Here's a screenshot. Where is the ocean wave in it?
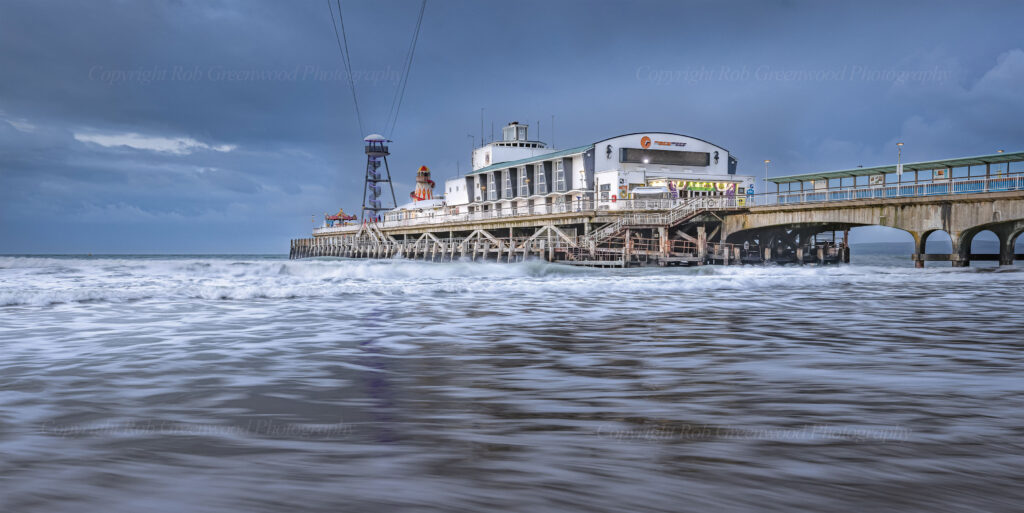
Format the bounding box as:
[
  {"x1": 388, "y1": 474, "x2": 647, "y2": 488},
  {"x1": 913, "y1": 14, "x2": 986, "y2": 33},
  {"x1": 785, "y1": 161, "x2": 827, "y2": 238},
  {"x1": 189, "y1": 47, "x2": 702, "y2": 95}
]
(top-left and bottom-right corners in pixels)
[{"x1": 1, "y1": 256, "x2": 1021, "y2": 306}]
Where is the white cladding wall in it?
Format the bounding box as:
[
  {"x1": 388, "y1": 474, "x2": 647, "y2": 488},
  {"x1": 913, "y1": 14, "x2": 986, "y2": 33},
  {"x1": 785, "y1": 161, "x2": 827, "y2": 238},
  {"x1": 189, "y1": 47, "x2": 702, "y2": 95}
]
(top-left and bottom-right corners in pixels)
[
  {"x1": 570, "y1": 155, "x2": 585, "y2": 190},
  {"x1": 471, "y1": 144, "x2": 555, "y2": 171},
  {"x1": 444, "y1": 177, "x2": 469, "y2": 206},
  {"x1": 595, "y1": 170, "x2": 646, "y2": 202},
  {"x1": 593, "y1": 133, "x2": 731, "y2": 177}
]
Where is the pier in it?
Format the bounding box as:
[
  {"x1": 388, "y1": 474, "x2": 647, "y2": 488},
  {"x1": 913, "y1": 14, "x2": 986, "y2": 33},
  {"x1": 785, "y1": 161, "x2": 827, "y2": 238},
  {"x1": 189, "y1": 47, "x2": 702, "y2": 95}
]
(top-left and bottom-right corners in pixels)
[
  {"x1": 292, "y1": 151, "x2": 1024, "y2": 267},
  {"x1": 290, "y1": 196, "x2": 844, "y2": 267}
]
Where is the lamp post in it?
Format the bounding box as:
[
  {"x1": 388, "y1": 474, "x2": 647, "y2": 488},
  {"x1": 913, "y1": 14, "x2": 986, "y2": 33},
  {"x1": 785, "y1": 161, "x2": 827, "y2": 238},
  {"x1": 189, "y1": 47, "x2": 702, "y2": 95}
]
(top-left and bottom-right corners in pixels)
[
  {"x1": 763, "y1": 160, "x2": 770, "y2": 205},
  {"x1": 896, "y1": 142, "x2": 904, "y2": 181}
]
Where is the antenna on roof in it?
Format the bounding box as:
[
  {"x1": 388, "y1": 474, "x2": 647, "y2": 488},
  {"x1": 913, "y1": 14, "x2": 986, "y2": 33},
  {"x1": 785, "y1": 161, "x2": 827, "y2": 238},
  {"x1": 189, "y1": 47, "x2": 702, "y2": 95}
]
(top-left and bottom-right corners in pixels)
[
  {"x1": 480, "y1": 108, "x2": 484, "y2": 146},
  {"x1": 551, "y1": 114, "x2": 555, "y2": 149}
]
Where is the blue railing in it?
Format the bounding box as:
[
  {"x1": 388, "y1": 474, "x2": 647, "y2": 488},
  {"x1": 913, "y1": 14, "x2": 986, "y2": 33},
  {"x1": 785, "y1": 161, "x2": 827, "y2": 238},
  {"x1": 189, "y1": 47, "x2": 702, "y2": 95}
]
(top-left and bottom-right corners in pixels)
[{"x1": 765, "y1": 174, "x2": 1024, "y2": 207}]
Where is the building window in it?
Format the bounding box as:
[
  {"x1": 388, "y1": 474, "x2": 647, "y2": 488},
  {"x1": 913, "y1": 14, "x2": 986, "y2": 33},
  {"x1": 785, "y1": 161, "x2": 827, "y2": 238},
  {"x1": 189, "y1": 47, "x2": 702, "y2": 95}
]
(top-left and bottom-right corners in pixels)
[
  {"x1": 554, "y1": 160, "x2": 566, "y2": 192},
  {"x1": 536, "y1": 163, "x2": 547, "y2": 194},
  {"x1": 519, "y1": 167, "x2": 529, "y2": 196},
  {"x1": 504, "y1": 170, "x2": 513, "y2": 198},
  {"x1": 488, "y1": 173, "x2": 497, "y2": 201}
]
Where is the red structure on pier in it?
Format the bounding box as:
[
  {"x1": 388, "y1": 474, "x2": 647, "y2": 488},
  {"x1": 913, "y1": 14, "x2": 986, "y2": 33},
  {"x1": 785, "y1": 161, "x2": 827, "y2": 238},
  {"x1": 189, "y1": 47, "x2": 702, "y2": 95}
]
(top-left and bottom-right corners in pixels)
[{"x1": 410, "y1": 165, "x2": 435, "y2": 201}]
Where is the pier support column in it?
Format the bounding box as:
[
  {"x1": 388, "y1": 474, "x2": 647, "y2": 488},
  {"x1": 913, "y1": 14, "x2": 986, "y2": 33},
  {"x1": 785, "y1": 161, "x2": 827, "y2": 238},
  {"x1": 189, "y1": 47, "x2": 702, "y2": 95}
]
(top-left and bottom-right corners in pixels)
[
  {"x1": 1000, "y1": 243, "x2": 1016, "y2": 266},
  {"x1": 995, "y1": 227, "x2": 1016, "y2": 266},
  {"x1": 623, "y1": 229, "x2": 632, "y2": 266},
  {"x1": 547, "y1": 230, "x2": 554, "y2": 262},
  {"x1": 696, "y1": 226, "x2": 707, "y2": 264},
  {"x1": 951, "y1": 232, "x2": 969, "y2": 267},
  {"x1": 796, "y1": 247, "x2": 804, "y2": 264}
]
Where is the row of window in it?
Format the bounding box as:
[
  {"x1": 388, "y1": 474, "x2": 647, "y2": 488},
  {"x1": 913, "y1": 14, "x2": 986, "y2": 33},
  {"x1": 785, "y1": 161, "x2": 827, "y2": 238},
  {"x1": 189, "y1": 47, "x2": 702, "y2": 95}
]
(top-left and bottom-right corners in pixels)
[
  {"x1": 479, "y1": 161, "x2": 568, "y2": 201},
  {"x1": 493, "y1": 141, "x2": 544, "y2": 148}
]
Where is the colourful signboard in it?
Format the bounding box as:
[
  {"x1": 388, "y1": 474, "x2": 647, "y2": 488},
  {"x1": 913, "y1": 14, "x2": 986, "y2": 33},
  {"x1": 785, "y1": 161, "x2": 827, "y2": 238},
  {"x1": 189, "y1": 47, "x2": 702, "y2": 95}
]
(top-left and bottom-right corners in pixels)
[{"x1": 648, "y1": 179, "x2": 738, "y2": 194}]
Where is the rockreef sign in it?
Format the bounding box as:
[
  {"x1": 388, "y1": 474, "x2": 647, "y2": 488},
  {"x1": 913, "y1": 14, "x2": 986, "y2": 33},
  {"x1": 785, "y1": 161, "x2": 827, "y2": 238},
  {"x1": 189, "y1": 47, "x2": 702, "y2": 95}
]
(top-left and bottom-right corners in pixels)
[{"x1": 640, "y1": 135, "x2": 687, "y2": 148}]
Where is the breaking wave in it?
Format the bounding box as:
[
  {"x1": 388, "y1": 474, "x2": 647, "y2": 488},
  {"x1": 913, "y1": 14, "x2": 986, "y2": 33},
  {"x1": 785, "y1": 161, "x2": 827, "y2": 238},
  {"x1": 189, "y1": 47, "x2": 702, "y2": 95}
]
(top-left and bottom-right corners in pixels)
[{"x1": 1, "y1": 255, "x2": 1021, "y2": 306}]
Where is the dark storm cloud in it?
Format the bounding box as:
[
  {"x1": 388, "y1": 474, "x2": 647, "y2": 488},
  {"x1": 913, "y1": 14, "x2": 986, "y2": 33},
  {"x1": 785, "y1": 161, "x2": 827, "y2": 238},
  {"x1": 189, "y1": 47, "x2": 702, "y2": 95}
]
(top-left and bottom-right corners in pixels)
[{"x1": 1, "y1": 0, "x2": 1023, "y2": 252}]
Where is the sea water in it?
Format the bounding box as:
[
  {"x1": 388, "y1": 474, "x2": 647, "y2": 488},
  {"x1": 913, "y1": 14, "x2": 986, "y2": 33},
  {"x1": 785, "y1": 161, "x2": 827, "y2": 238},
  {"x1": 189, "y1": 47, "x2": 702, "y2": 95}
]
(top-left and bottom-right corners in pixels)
[{"x1": 1, "y1": 253, "x2": 1023, "y2": 512}]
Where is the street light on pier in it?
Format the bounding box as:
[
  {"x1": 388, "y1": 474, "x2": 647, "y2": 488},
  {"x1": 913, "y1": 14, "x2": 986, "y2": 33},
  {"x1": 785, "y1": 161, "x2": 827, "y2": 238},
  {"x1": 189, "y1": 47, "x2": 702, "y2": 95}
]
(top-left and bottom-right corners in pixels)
[
  {"x1": 896, "y1": 142, "x2": 904, "y2": 180},
  {"x1": 763, "y1": 159, "x2": 770, "y2": 201}
]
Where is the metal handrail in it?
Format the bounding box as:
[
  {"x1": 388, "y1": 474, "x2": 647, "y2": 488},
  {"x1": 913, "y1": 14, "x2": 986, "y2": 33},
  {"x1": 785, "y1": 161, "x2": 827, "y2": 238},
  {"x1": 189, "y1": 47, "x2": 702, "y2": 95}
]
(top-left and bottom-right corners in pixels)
[
  {"x1": 581, "y1": 196, "x2": 741, "y2": 244},
  {"x1": 750, "y1": 174, "x2": 1024, "y2": 207}
]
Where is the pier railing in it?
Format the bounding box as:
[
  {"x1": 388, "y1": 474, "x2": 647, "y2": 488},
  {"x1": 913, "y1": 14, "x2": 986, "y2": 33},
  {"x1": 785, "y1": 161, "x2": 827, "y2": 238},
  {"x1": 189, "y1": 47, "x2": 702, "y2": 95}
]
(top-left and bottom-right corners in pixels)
[
  {"x1": 312, "y1": 173, "x2": 1024, "y2": 236},
  {"x1": 312, "y1": 198, "x2": 712, "y2": 235},
  {"x1": 746, "y1": 172, "x2": 1024, "y2": 207}
]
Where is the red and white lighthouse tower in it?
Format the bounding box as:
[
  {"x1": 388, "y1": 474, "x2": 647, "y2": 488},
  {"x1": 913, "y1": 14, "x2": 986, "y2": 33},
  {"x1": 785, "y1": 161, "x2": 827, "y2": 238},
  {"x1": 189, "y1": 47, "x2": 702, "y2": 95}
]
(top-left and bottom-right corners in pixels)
[{"x1": 410, "y1": 165, "x2": 435, "y2": 201}]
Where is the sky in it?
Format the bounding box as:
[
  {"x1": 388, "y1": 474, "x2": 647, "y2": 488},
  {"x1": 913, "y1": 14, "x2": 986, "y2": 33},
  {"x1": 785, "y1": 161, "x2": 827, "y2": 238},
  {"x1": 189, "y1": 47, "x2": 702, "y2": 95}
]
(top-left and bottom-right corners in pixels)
[{"x1": 2, "y1": 0, "x2": 1023, "y2": 253}]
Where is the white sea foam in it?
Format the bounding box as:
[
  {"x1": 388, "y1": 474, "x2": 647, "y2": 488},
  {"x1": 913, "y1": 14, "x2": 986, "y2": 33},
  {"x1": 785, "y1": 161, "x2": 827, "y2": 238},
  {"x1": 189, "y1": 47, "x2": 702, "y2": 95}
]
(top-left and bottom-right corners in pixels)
[{"x1": 0, "y1": 256, "x2": 1020, "y2": 306}]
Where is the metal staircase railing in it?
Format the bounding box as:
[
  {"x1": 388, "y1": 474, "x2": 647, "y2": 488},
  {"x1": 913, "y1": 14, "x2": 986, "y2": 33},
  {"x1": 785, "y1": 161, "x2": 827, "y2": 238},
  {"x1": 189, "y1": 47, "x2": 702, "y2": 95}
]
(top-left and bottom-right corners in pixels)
[{"x1": 582, "y1": 197, "x2": 740, "y2": 245}]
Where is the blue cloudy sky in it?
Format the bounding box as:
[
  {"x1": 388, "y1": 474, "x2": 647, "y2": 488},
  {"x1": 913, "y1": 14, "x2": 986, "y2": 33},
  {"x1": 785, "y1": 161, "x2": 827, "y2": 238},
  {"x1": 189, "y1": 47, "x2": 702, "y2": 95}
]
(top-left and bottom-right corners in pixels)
[{"x1": 2, "y1": 0, "x2": 1023, "y2": 253}]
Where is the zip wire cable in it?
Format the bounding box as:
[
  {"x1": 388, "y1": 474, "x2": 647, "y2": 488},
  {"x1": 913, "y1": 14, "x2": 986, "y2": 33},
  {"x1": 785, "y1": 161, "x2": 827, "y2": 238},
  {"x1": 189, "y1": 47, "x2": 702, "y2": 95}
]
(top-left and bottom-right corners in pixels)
[
  {"x1": 385, "y1": 0, "x2": 427, "y2": 138},
  {"x1": 327, "y1": 0, "x2": 365, "y2": 136}
]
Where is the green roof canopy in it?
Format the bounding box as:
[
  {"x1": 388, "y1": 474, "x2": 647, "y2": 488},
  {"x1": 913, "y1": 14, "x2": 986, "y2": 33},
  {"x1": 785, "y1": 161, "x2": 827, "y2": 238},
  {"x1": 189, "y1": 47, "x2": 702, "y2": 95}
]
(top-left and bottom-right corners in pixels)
[
  {"x1": 468, "y1": 144, "x2": 592, "y2": 175},
  {"x1": 769, "y1": 150, "x2": 1024, "y2": 184}
]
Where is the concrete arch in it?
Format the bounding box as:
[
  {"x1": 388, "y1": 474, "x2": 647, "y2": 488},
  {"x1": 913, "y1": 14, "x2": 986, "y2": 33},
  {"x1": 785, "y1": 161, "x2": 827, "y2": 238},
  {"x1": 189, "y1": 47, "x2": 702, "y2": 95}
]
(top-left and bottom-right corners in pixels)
[
  {"x1": 968, "y1": 229, "x2": 999, "y2": 254},
  {"x1": 921, "y1": 229, "x2": 953, "y2": 254},
  {"x1": 724, "y1": 222, "x2": 865, "y2": 245},
  {"x1": 957, "y1": 219, "x2": 1024, "y2": 266},
  {"x1": 1013, "y1": 228, "x2": 1024, "y2": 253},
  {"x1": 723, "y1": 222, "x2": 862, "y2": 265},
  {"x1": 846, "y1": 225, "x2": 916, "y2": 247}
]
